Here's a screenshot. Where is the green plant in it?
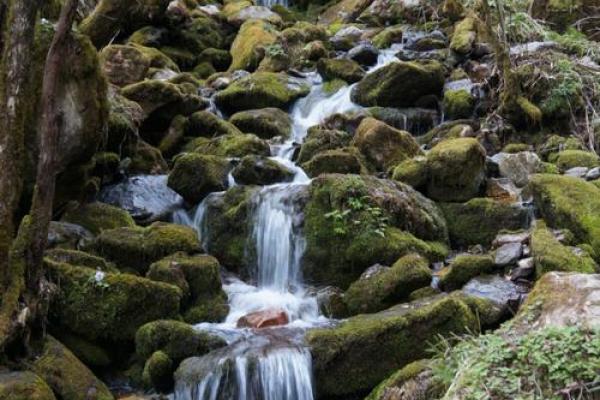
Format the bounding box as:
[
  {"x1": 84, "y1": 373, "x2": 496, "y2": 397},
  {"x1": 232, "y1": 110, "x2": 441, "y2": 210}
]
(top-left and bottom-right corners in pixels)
[
  {"x1": 264, "y1": 43, "x2": 285, "y2": 58},
  {"x1": 541, "y1": 58, "x2": 584, "y2": 117},
  {"x1": 324, "y1": 196, "x2": 388, "y2": 238}
]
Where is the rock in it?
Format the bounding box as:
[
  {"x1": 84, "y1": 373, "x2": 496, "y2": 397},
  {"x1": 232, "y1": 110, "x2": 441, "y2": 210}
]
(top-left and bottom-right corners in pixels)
[
  {"x1": 490, "y1": 151, "x2": 543, "y2": 187},
  {"x1": 54, "y1": 331, "x2": 112, "y2": 368},
  {"x1": 391, "y1": 156, "x2": 429, "y2": 189},
  {"x1": 511, "y1": 257, "x2": 535, "y2": 281},
  {"x1": 440, "y1": 198, "x2": 531, "y2": 247},
  {"x1": 187, "y1": 110, "x2": 243, "y2": 138},
  {"x1": 438, "y1": 254, "x2": 494, "y2": 291},
  {"x1": 318, "y1": 0, "x2": 371, "y2": 25},
  {"x1": 106, "y1": 88, "x2": 143, "y2": 156},
  {"x1": 372, "y1": 25, "x2": 404, "y2": 49},
  {"x1": 364, "y1": 359, "x2": 443, "y2": 400},
  {"x1": 45, "y1": 249, "x2": 117, "y2": 273},
  {"x1": 47, "y1": 221, "x2": 94, "y2": 250},
  {"x1": 492, "y1": 231, "x2": 530, "y2": 247},
  {"x1": 237, "y1": 308, "x2": 290, "y2": 328},
  {"x1": 450, "y1": 17, "x2": 477, "y2": 54},
  {"x1": 231, "y1": 155, "x2": 295, "y2": 185},
  {"x1": 32, "y1": 336, "x2": 113, "y2": 400},
  {"x1": 142, "y1": 351, "x2": 173, "y2": 392},
  {"x1": 528, "y1": 174, "x2": 600, "y2": 258},
  {"x1": 229, "y1": 108, "x2": 292, "y2": 139},
  {"x1": 553, "y1": 149, "x2": 600, "y2": 171},
  {"x1": 357, "y1": 0, "x2": 433, "y2": 25},
  {"x1": 301, "y1": 147, "x2": 367, "y2": 177},
  {"x1": 494, "y1": 242, "x2": 523, "y2": 266},
  {"x1": 229, "y1": 19, "x2": 278, "y2": 71},
  {"x1": 348, "y1": 43, "x2": 379, "y2": 66},
  {"x1": 317, "y1": 58, "x2": 365, "y2": 83},
  {"x1": 190, "y1": 133, "x2": 270, "y2": 158},
  {"x1": 368, "y1": 107, "x2": 439, "y2": 136},
  {"x1": 586, "y1": 167, "x2": 600, "y2": 180},
  {"x1": 129, "y1": 140, "x2": 168, "y2": 174},
  {"x1": 303, "y1": 174, "x2": 448, "y2": 289},
  {"x1": 351, "y1": 60, "x2": 445, "y2": 107},
  {"x1": 0, "y1": 371, "x2": 56, "y2": 400},
  {"x1": 530, "y1": 221, "x2": 596, "y2": 278},
  {"x1": 200, "y1": 48, "x2": 232, "y2": 71},
  {"x1": 100, "y1": 44, "x2": 178, "y2": 86},
  {"x1": 352, "y1": 117, "x2": 422, "y2": 172},
  {"x1": 344, "y1": 254, "x2": 432, "y2": 315},
  {"x1": 486, "y1": 177, "x2": 520, "y2": 203},
  {"x1": 462, "y1": 274, "x2": 523, "y2": 312},
  {"x1": 214, "y1": 72, "x2": 309, "y2": 114},
  {"x1": 443, "y1": 89, "x2": 475, "y2": 119},
  {"x1": 61, "y1": 202, "x2": 135, "y2": 235},
  {"x1": 314, "y1": 286, "x2": 348, "y2": 318},
  {"x1": 307, "y1": 296, "x2": 478, "y2": 398},
  {"x1": 98, "y1": 175, "x2": 183, "y2": 223},
  {"x1": 92, "y1": 222, "x2": 200, "y2": 273},
  {"x1": 227, "y1": 6, "x2": 282, "y2": 27},
  {"x1": 426, "y1": 138, "x2": 486, "y2": 202},
  {"x1": 168, "y1": 154, "x2": 231, "y2": 204},
  {"x1": 297, "y1": 129, "x2": 352, "y2": 164},
  {"x1": 564, "y1": 166, "x2": 589, "y2": 178}
]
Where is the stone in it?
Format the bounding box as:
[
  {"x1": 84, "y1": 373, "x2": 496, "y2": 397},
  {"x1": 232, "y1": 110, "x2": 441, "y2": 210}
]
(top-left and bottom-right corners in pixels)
[
  {"x1": 450, "y1": 17, "x2": 477, "y2": 54},
  {"x1": 553, "y1": 149, "x2": 600, "y2": 171},
  {"x1": 228, "y1": 19, "x2": 278, "y2": 71},
  {"x1": 586, "y1": 167, "x2": 600, "y2": 180},
  {"x1": 318, "y1": 0, "x2": 371, "y2": 25},
  {"x1": 0, "y1": 371, "x2": 56, "y2": 400},
  {"x1": 462, "y1": 275, "x2": 523, "y2": 312},
  {"x1": 317, "y1": 58, "x2": 365, "y2": 83},
  {"x1": 438, "y1": 254, "x2": 495, "y2": 291},
  {"x1": 490, "y1": 151, "x2": 542, "y2": 187},
  {"x1": 348, "y1": 43, "x2": 379, "y2": 66},
  {"x1": 564, "y1": 166, "x2": 589, "y2": 178},
  {"x1": 237, "y1": 309, "x2": 290, "y2": 328},
  {"x1": 494, "y1": 242, "x2": 523, "y2": 266},
  {"x1": 168, "y1": 154, "x2": 231, "y2": 204},
  {"x1": 486, "y1": 177, "x2": 520, "y2": 203},
  {"x1": 231, "y1": 155, "x2": 295, "y2": 185},
  {"x1": 229, "y1": 108, "x2": 292, "y2": 139},
  {"x1": 61, "y1": 202, "x2": 135, "y2": 235},
  {"x1": 227, "y1": 6, "x2": 282, "y2": 27},
  {"x1": 511, "y1": 257, "x2": 535, "y2": 281},
  {"x1": 47, "y1": 221, "x2": 94, "y2": 250},
  {"x1": 443, "y1": 89, "x2": 475, "y2": 119},
  {"x1": 492, "y1": 231, "x2": 530, "y2": 247}
]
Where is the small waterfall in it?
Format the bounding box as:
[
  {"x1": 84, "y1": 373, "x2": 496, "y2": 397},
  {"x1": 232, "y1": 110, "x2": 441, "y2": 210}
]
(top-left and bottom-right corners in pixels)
[{"x1": 255, "y1": 0, "x2": 289, "y2": 7}]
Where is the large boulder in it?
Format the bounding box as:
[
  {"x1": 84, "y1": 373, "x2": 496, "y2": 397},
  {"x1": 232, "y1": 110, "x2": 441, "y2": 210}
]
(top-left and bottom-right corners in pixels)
[
  {"x1": 352, "y1": 117, "x2": 422, "y2": 172},
  {"x1": 351, "y1": 60, "x2": 444, "y2": 107},
  {"x1": 187, "y1": 110, "x2": 243, "y2": 138},
  {"x1": 100, "y1": 44, "x2": 178, "y2": 86},
  {"x1": 61, "y1": 202, "x2": 135, "y2": 235},
  {"x1": 426, "y1": 138, "x2": 486, "y2": 202},
  {"x1": 303, "y1": 174, "x2": 448, "y2": 288},
  {"x1": 318, "y1": 0, "x2": 371, "y2": 24},
  {"x1": 167, "y1": 154, "x2": 231, "y2": 204},
  {"x1": 528, "y1": 174, "x2": 600, "y2": 259},
  {"x1": 297, "y1": 129, "x2": 352, "y2": 164},
  {"x1": 438, "y1": 254, "x2": 495, "y2": 291},
  {"x1": 229, "y1": 108, "x2": 292, "y2": 139},
  {"x1": 231, "y1": 155, "x2": 294, "y2": 186},
  {"x1": 0, "y1": 371, "x2": 56, "y2": 400},
  {"x1": 317, "y1": 58, "x2": 365, "y2": 83},
  {"x1": 228, "y1": 19, "x2": 278, "y2": 71},
  {"x1": 490, "y1": 151, "x2": 543, "y2": 187},
  {"x1": 190, "y1": 133, "x2": 270, "y2": 158},
  {"x1": 307, "y1": 296, "x2": 478, "y2": 398},
  {"x1": 301, "y1": 147, "x2": 367, "y2": 177},
  {"x1": 47, "y1": 260, "x2": 181, "y2": 342},
  {"x1": 214, "y1": 72, "x2": 309, "y2": 114}
]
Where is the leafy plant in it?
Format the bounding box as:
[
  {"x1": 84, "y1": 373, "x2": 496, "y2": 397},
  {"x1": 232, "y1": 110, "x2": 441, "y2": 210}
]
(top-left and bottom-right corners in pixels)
[{"x1": 325, "y1": 196, "x2": 388, "y2": 238}]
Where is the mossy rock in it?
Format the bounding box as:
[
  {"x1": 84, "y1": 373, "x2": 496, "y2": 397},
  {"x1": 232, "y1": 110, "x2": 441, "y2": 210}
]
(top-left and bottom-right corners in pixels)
[
  {"x1": 214, "y1": 72, "x2": 309, "y2": 114},
  {"x1": 318, "y1": 0, "x2": 371, "y2": 24},
  {"x1": 187, "y1": 110, "x2": 243, "y2": 138},
  {"x1": 45, "y1": 249, "x2": 117, "y2": 272},
  {"x1": 426, "y1": 138, "x2": 486, "y2": 202},
  {"x1": 365, "y1": 359, "x2": 445, "y2": 400},
  {"x1": 351, "y1": 60, "x2": 444, "y2": 107},
  {"x1": 106, "y1": 88, "x2": 143, "y2": 157},
  {"x1": 303, "y1": 174, "x2": 448, "y2": 288},
  {"x1": 438, "y1": 254, "x2": 495, "y2": 291},
  {"x1": 229, "y1": 108, "x2": 292, "y2": 139},
  {"x1": 531, "y1": 221, "x2": 596, "y2": 278},
  {"x1": 307, "y1": 295, "x2": 478, "y2": 398},
  {"x1": 443, "y1": 89, "x2": 475, "y2": 119},
  {"x1": 391, "y1": 156, "x2": 429, "y2": 189},
  {"x1": 539, "y1": 134, "x2": 585, "y2": 161},
  {"x1": 32, "y1": 336, "x2": 113, "y2": 400},
  {"x1": 158, "y1": 115, "x2": 189, "y2": 159},
  {"x1": 129, "y1": 140, "x2": 168, "y2": 174},
  {"x1": 528, "y1": 174, "x2": 600, "y2": 260},
  {"x1": 297, "y1": 128, "x2": 352, "y2": 164},
  {"x1": 344, "y1": 254, "x2": 432, "y2": 315},
  {"x1": 100, "y1": 44, "x2": 178, "y2": 86},
  {"x1": 192, "y1": 133, "x2": 270, "y2": 158},
  {"x1": 553, "y1": 149, "x2": 600, "y2": 171},
  {"x1": 372, "y1": 25, "x2": 404, "y2": 49},
  {"x1": 440, "y1": 198, "x2": 531, "y2": 247},
  {"x1": 229, "y1": 19, "x2": 278, "y2": 72},
  {"x1": 47, "y1": 260, "x2": 181, "y2": 342},
  {"x1": 449, "y1": 17, "x2": 477, "y2": 54},
  {"x1": 352, "y1": 117, "x2": 423, "y2": 172},
  {"x1": 61, "y1": 202, "x2": 136, "y2": 235},
  {"x1": 0, "y1": 371, "x2": 56, "y2": 400},
  {"x1": 55, "y1": 332, "x2": 112, "y2": 368},
  {"x1": 121, "y1": 79, "x2": 196, "y2": 117},
  {"x1": 231, "y1": 155, "x2": 294, "y2": 185},
  {"x1": 168, "y1": 154, "x2": 230, "y2": 204},
  {"x1": 92, "y1": 222, "x2": 200, "y2": 273},
  {"x1": 199, "y1": 48, "x2": 232, "y2": 71},
  {"x1": 302, "y1": 147, "x2": 367, "y2": 177},
  {"x1": 142, "y1": 351, "x2": 174, "y2": 392},
  {"x1": 317, "y1": 58, "x2": 366, "y2": 83}
]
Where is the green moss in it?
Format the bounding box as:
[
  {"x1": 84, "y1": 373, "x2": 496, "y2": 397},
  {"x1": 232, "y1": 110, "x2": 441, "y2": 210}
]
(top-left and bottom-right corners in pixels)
[
  {"x1": 322, "y1": 79, "x2": 347, "y2": 95},
  {"x1": 297, "y1": 129, "x2": 352, "y2": 164},
  {"x1": 187, "y1": 110, "x2": 243, "y2": 138},
  {"x1": 92, "y1": 222, "x2": 200, "y2": 273},
  {"x1": 199, "y1": 48, "x2": 232, "y2": 71},
  {"x1": 47, "y1": 260, "x2": 181, "y2": 342},
  {"x1": 529, "y1": 174, "x2": 600, "y2": 260},
  {"x1": 56, "y1": 332, "x2": 112, "y2": 368},
  {"x1": 426, "y1": 138, "x2": 486, "y2": 202},
  {"x1": 440, "y1": 198, "x2": 530, "y2": 247},
  {"x1": 168, "y1": 153, "x2": 230, "y2": 204},
  {"x1": 344, "y1": 254, "x2": 432, "y2": 315},
  {"x1": 450, "y1": 17, "x2": 477, "y2": 54},
  {"x1": 302, "y1": 147, "x2": 367, "y2": 177},
  {"x1": 0, "y1": 372, "x2": 56, "y2": 400},
  {"x1": 32, "y1": 336, "x2": 113, "y2": 400},
  {"x1": 193, "y1": 133, "x2": 270, "y2": 158},
  {"x1": 317, "y1": 58, "x2": 365, "y2": 83},
  {"x1": 530, "y1": 221, "x2": 596, "y2": 278},
  {"x1": 129, "y1": 140, "x2": 168, "y2": 175},
  {"x1": 45, "y1": 249, "x2": 117, "y2": 272},
  {"x1": 229, "y1": 19, "x2": 278, "y2": 72},
  {"x1": 372, "y1": 26, "x2": 404, "y2": 49},
  {"x1": 229, "y1": 108, "x2": 292, "y2": 139},
  {"x1": 232, "y1": 155, "x2": 295, "y2": 185},
  {"x1": 61, "y1": 202, "x2": 135, "y2": 235},
  {"x1": 391, "y1": 156, "x2": 429, "y2": 188},
  {"x1": 307, "y1": 296, "x2": 478, "y2": 398},
  {"x1": 409, "y1": 286, "x2": 440, "y2": 301},
  {"x1": 142, "y1": 351, "x2": 173, "y2": 392},
  {"x1": 438, "y1": 255, "x2": 495, "y2": 291},
  {"x1": 553, "y1": 149, "x2": 600, "y2": 171},
  {"x1": 502, "y1": 143, "x2": 531, "y2": 153},
  {"x1": 365, "y1": 359, "x2": 444, "y2": 400},
  {"x1": 443, "y1": 89, "x2": 475, "y2": 119},
  {"x1": 540, "y1": 134, "x2": 584, "y2": 161}
]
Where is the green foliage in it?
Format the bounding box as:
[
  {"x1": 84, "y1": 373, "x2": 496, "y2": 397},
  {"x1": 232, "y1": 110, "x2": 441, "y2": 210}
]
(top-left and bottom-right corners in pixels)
[
  {"x1": 325, "y1": 195, "x2": 388, "y2": 238},
  {"x1": 545, "y1": 28, "x2": 600, "y2": 61},
  {"x1": 540, "y1": 59, "x2": 584, "y2": 117}
]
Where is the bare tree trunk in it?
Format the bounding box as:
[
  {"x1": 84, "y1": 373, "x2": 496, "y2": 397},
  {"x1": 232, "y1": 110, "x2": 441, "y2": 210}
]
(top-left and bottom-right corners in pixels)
[{"x1": 0, "y1": 0, "x2": 79, "y2": 353}]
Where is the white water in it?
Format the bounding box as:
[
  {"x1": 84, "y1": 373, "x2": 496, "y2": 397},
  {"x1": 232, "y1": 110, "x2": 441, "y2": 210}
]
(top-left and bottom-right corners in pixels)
[{"x1": 173, "y1": 45, "x2": 403, "y2": 400}]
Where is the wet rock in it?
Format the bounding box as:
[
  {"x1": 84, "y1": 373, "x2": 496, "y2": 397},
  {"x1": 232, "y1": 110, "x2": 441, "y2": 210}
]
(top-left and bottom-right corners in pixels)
[
  {"x1": 319, "y1": 0, "x2": 371, "y2": 25},
  {"x1": 47, "y1": 221, "x2": 94, "y2": 250},
  {"x1": 186, "y1": 110, "x2": 243, "y2": 138},
  {"x1": 486, "y1": 178, "x2": 520, "y2": 203},
  {"x1": 348, "y1": 43, "x2": 379, "y2": 66},
  {"x1": 232, "y1": 155, "x2": 295, "y2": 186},
  {"x1": 142, "y1": 350, "x2": 174, "y2": 393},
  {"x1": 0, "y1": 371, "x2": 56, "y2": 400},
  {"x1": 100, "y1": 44, "x2": 178, "y2": 86},
  {"x1": 564, "y1": 166, "x2": 589, "y2": 178},
  {"x1": 302, "y1": 147, "x2": 367, "y2": 177},
  {"x1": 462, "y1": 274, "x2": 523, "y2": 310},
  {"x1": 438, "y1": 254, "x2": 495, "y2": 291},
  {"x1": 358, "y1": 0, "x2": 434, "y2": 25},
  {"x1": 443, "y1": 89, "x2": 475, "y2": 119},
  {"x1": 391, "y1": 156, "x2": 429, "y2": 189},
  {"x1": 317, "y1": 58, "x2": 365, "y2": 83},
  {"x1": 490, "y1": 151, "x2": 542, "y2": 187},
  {"x1": 189, "y1": 133, "x2": 270, "y2": 158},
  {"x1": 237, "y1": 309, "x2": 290, "y2": 328},
  {"x1": 365, "y1": 359, "x2": 443, "y2": 400},
  {"x1": 297, "y1": 129, "x2": 352, "y2": 164},
  {"x1": 511, "y1": 257, "x2": 535, "y2": 281},
  {"x1": 492, "y1": 231, "x2": 530, "y2": 247},
  {"x1": 168, "y1": 154, "x2": 231, "y2": 204},
  {"x1": 229, "y1": 108, "x2": 292, "y2": 139},
  {"x1": 368, "y1": 107, "x2": 439, "y2": 135},
  {"x1": 372, "y1": 25, "x2": 404, "y2": 49},
  {"x1": 61, "y1": 202, "x2": 135, "y2": 235},
  {"x1": 121, "y1": 79, "x2": 206, "y2": 118},
  {"x1": 494, "y1": 242, "x2": 523, "y2": 266},
  {"x1": 586, "y1": 167, "x2": 600, "y2": 180}
]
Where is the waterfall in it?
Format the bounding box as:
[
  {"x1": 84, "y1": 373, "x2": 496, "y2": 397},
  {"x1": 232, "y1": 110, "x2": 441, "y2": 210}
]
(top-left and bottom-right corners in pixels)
[{"x1": 255, "y1": 0, "x2": 289, "y2": 7}]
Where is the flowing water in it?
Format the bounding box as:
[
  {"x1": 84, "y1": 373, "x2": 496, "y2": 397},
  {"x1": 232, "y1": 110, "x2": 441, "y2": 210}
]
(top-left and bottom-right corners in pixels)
[{"x1": 173, "y1": 45, "x2": 405, "y2": 400}]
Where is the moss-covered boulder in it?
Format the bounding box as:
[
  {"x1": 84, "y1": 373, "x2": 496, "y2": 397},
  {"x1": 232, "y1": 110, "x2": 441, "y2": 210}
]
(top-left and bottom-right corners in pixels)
[
  {"x1": 47, "y1": 260, "x2": 181, "y2": 342},
  {"x1": 317, "y1": 58, "x2": 366, "y2": 83},
  {"x1": 100, "y1": 44, "x2": 178, "y2": 86},
  {"x1": 552, "y1": 149, "x2": 600, "y2": 171},
  {"x1": 106, "y1": 88, "x2": 143, "y2": 156},
  {"x1": 531, "y1": 221, "x2": 596, "y2": 278},
  {"x1": 365, "y1": 359, "x2": 444, "y2": 400},
  {"x1": 93, "y1": 222, "x2": 201, "y2": 273},
  {"x1": 301, "y1": 147, "x2": 367, "y2": 177},
  {"x1": 45, "y1": 248, "x2": 117, "y2": 273},
  {"x1": 0, "y1": 371, "x2": 56, "y2": 400},
  {"x1": 344, "y1": 254, "x2": 432, "y2": 315},
  {"x1": 214, "y1": 72, "x2": 309, "y2": 114},
  {"x1": 55, "y1": 332, "x2": 112, "y2": 368},
  {"x1": 121, "y1": 79, "x2": 205, "y2": 118},
  {"x1": 191, "y1": 133, "x2": 270, "y2": 158},
  {"x1": 307, "y1": 296, "x2": 478, "y2": 398},
  {"x1": 372, "y1": 25, "x2": 404, "y2": 49},
  {"x1": 528, "y1": 174, "x2": 600, "y2": 259},
  {"x1": 438, "y1": 254, "x2": 495, "y2": 291},
  {"x1": 352, "y1": 117, "x2": 422, "y2": 172},
  {"x1": 142, "y1": 350, "x2": 173, "y2": 392},
  {"x1": 443, "y1": 89, "x2": 475, "y2": 119},
  {"x1": 229, "y1": 19, "x2": 278, "y2": 71},
  {"x1": 304, "y1": 174, "x2": 448, "y2": 288},
  {"x1": 351, "y1": 60, "x2": 444, "y2": 107},
  {"x1": 440, "y1": 198, "x2": 531, "y2": 247},
  {"x1": 229, "y1": 108, "x2": 292, "y2": 139},
  {"x1": 168, "y1": 154, "x2": 230, "y2": 204},
  {"x1": 297, "y1": 128, "x2": 352, "y2": 164},
  {"x1": 129, "y1": 140, "x2": 169, "y2": 174},
  {"x1": 61, "y1": 202, "x2": 135, "y2": 235},
  {"x1": 186, "y1": 110, "x2": 243, "y2": 138},
  {"x1": 32, "y1": 336, "x2": 113, "y2": 400},
  {"x1": 391, "y1": 156, "x2": 429, "y2": 188},
  {"x1": 318, "y1": 0, "x2": 371, "y2": 24},
  {"x1": 449, "y1": 16, "x2": 477, "y2": 54},
  {"x1": 231, "y1": 155, "x2": 294, "y2": 186},
  {"x1": 426, "y1": 138, "x2": 486, "y2": 202}
]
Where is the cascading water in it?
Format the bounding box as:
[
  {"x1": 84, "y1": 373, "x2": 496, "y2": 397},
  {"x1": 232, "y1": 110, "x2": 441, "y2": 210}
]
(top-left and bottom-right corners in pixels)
[{"x1": 173, "y1": 45, "x2": 404, "y2": 400}]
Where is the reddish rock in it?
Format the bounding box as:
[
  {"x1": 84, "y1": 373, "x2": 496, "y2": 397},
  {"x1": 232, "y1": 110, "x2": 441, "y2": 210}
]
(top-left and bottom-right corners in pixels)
[{"x1": 237, "y1": 309, "x2": 289, "y2": 329}]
